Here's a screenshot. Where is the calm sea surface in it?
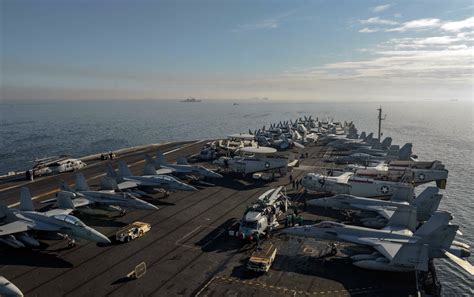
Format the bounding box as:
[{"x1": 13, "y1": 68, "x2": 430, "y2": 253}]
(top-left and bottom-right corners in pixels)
[{"x1": 0, "y1": 100, "x2": 473, "y2": 295}]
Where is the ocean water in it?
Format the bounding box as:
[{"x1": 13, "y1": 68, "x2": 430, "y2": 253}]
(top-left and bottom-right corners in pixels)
[{"x1": 0, "y1": 99, "x2": 473, "y2": 295}]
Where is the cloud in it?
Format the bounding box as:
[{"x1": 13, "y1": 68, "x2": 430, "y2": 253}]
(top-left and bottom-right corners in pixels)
[
  {"x1": 441, "y1": 16, "x2": 474, "y2": 32},
  {"x1": 385, "y1": 35, "x2": 470, "y2": 50},
  {"x1": 359, "y1": 27, "x2": 379, "y2": 33},
  {"x1": 387, "y1": 18, "x2": 441, "y2": 32},
  {"x1": 232, "y1": 9, "x2": 298, "y2": 32},
  {"x1": 372, "y1": 4, "x2": 391, "y2": 13},
  {"x1": 320, "y1": 47, "x2": 473, "y2": 81},
  {"x1": 233, "y1": 18, "x2": 278, "y2": 32},
  {"x1": 360, "y1": 17, "x2": 398, "y2": 25},
  {"x1": 285, "y1": 21, "x2": 474, "y2": 83}
]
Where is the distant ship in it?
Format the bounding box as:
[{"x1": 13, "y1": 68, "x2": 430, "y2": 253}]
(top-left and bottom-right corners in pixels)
[
  {"x1": 233, "y1": 102, "x2": 239, "y2": 105},
  {"x1": 181, "y1": 97, "x2": 202, "y2": 102}
]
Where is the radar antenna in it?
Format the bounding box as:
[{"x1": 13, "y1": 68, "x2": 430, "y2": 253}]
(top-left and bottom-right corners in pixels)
[{"x1": 377, "y1": 106, "x2": 386, "y2": 141}]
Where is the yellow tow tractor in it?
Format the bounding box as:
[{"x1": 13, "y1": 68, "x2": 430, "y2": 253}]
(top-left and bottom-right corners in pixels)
[
  {"x1": 247, "y1": 241, "x2": 277, "y2": 273},
  {"x1": 116, "y1": 221, "x2": 151, "y2": 243}
]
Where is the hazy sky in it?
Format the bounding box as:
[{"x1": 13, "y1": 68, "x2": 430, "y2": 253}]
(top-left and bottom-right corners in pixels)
[{"x1": 1, "y1": 0, "x2": 473, "y2": 101}]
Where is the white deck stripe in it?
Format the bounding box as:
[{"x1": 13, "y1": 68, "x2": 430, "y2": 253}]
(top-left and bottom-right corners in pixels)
[{"x1": 7, "y1": 140, "x2": 205, "y2": 208}]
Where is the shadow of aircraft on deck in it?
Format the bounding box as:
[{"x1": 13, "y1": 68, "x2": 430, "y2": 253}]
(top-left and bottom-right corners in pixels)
[{"x1": 0, "y1": 248, "x2": 73, "y2": 268}]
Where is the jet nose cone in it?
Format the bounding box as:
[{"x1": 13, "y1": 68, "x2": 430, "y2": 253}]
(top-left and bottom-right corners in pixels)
[
  {"x1": 89, "y1": 228, "x2": 111, "y2": 244},
  {"x1": 209, "y1": 171, "x2": 223, "y2": 178},
  {"x1": 187, "y1": 184, "x2": 199, "y2": 191},
  {"x1": 141, "y1": 202, "x2": 159, "y2": 210},
  {"x1": 180, "y1": 183, "x2": 198, "y2": 191}
]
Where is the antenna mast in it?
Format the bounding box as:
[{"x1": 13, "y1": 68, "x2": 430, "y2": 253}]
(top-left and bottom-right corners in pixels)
[{"x1": 377, "y1": 106, "x2": 386, "y2": 141}]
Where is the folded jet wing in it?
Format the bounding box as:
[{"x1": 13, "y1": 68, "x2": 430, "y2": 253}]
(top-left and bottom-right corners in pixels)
[{"x1": 0, "y1": 221, "x2": 31, "y2": 236}]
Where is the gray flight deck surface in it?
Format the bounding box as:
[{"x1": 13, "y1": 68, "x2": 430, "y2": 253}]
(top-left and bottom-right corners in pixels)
[{"x1": 0, "y1": 140, "x2": 416, "y2": 296}]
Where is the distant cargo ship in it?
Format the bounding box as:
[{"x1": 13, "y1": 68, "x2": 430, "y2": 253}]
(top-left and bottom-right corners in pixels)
[{"x1": 181, "y1": 97, "x2": 202, "y2": 102}]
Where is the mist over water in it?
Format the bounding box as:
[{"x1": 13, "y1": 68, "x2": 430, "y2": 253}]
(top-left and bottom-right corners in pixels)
[{"x1": 1, "y1": 100, "x2": 473, "y2": 295}]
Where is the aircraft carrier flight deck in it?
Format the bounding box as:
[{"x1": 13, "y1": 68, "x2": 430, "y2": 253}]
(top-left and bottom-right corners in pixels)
[{"x1": 0, "y1": 140, "x2": 420, "y2": 296}]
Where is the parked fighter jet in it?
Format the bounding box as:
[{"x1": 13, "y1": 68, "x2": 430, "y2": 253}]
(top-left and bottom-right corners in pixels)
[
  {"x1": 302, "y1": 172, "x2": 414, "y2": 200},
  {"x1": 328, "y1": 143, "x2": 413, "y2": 164},
  {"x1": 309, "y1": 187, "x2": 442, "y2": 228},
  {"x1": 0, "y1": 188, "x2": 110, "y2": 248},
  {"x1": 284, "y1": 211, "x2": 474, "y2": 275},
  {"x1": 256, "y1": 135, "x2": 305, "y2": 150},
  {"x1": 148, "y1": 152, "x2": 223, "y2": 179},
  {"x1": 214, "y1": 146, "x2": 288, "y2": 176},
  {"x1": 103, "y1": 161, "x2": 197, "y2": 195},
  {"x1": 43, "y1": 173, "x2": 159, "y2": 216},
  {"x1": 0, "y1": 276, "x2": 23, "y2": 297}
]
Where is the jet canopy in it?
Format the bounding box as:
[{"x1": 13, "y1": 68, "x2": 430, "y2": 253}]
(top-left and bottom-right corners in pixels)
[{"x1": 53, "y1": 214, "x2": 86, "y2": 227}]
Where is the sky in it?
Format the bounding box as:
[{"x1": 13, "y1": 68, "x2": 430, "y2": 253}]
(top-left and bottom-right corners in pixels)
[{"x1": 1, "y1": 0, "x2": 473, "y2": 101}]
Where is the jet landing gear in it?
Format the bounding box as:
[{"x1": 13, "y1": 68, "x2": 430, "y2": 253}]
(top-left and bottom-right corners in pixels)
[{"x1": 63, "y1": 235, "x2": 76, "y2": 248}]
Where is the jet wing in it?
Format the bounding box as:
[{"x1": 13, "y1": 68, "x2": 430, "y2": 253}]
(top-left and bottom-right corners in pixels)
[
  {"x1": 156, "y1": 168, "x2": 175, "y2": 175},
  {"x1": 0, "y1": 220, "x2": 30, "y2": 235},
  {"x1": 71, "y1": 197, "x2": 92, "y2": 207},
  {"x1": 117, "y1": 180, "x2": 139, "y2": 190},
  {"x1": 44, "y1": 208, "x2": 73, "y2": 216},
  {"x1": 339, "y1": 235, "x2": 403, "y2": 260},
  {"x1": 356, "y1": 204, "x2": 394, "y2": 220}
]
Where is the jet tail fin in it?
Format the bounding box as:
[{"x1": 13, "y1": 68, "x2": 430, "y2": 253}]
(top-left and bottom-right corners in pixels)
[
  {"x1": 419, "y1": 224, "x2": 458, "y2": 251},
  {"x1": 0, "y1": 204, "x2": 17, "y2": 221},
  {"x1": 156, "y1": 151, "x2": 166, "y2": 166},
  {"x1": 386, "y1": 205, "x2": 417, "y2": 231},
  {"x1": 398, "y1": 143, "x2": 413, "y2": 160},
  {"x1": 20, "y1": 187, "x2": 35, "y2": 211},
  {"x1": 100, "y1": 176, "x2": 119, "y2": 190},
  {"x1": 75, "y1": 173, "x2": 90, "y2": 191},
  {"x1": 360, "y1": 131, "x2": 366, "y2": 140},
  {"x1": 143, "y1": 158, "x2": 158, "y2": 175},
  {"x1": 413, "y1": 187, "x2": 442, "y2": 221},
  {"x1": 118, "y1": 161, "x2": 133, "y2": 177},
  {"x1": 387, "y1": 145, "x2": 399, "y2": 156},
  {"x1": 177, "y1": 156, "x2": 188, "y2": 165},
  {"x1": 59, "y1": 180, "x2": 71, "y2": 191},
  {"x1": 414, "y1": 211, "x2": 453, "y2": 237},
  {"x1": 57, "y1": 192, "x2": 76, "y2": 210},
  {"x1": 106, "y1": 165, "x2": 117, "y2": 178},
  {"x1": 381, "y1": 137, "x2": 392, "y2": 150},
  {"x1": 365, "y1": 133, "x2": 374, "y2": 142}
]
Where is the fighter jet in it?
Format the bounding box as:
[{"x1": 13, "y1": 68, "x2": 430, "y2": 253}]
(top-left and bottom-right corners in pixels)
[
  {"x1": 148, "y1": 152, "x2": 223, "y2": 179},
  {"x1": 308, "y1": 187, "x2": 442, "y2": 228},
  {"x1": 256, "y1": 135, "x2": 305, "y2": 151},
  {"x1": 302, "y1": 172, "x2": 414, "y2": 200},
  {"x1": 284, "y1": 211, "x2": 474, "y2": 275},
  {"x1": 0, "y1": 187, "x2": 111, "y2": 248},
  {"x1": 103, "y1": 161, "x2": 197, "y2": 196},
  {"x1": 0, "y1": 276, "x2": 23, "y2": 297},
  {"x1": 328, "y1": 143, "x2": 413, "y2": 164},
  {"x1": 43, "y1": 173, "x2": 159, "y2": 216}
]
